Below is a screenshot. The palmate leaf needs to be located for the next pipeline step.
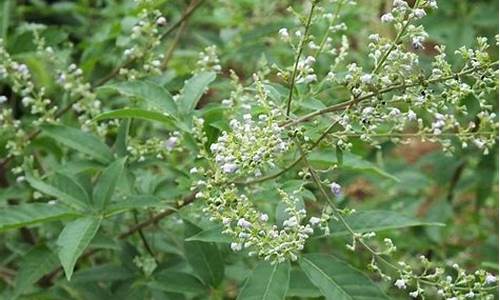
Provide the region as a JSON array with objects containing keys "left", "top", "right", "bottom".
[
  {"left": 299, "top": 254, "right": 388, "bottom": 300},
  {"left": 0, "top": 203, "right": 77, "bottom": 232},
  {"left": 183, "top": 220, "right": 224, "bottom": 287},
  {"left": 178, "top": 71, "right": 216, "bottom": 114},
  {"left": 237, "top": 261, "right": 291, "bottom": 300},
  {"left": 41, "top": 124, "right": 114, "bottom": 164},
  {"left": 101, "top": 80, "right": 177, "bottom": 115},
  {"left": 57, "top": 216, "right": 101, "bottom": 280}
]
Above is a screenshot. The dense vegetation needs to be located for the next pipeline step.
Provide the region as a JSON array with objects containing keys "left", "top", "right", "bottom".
[{"left": 0, "top": 0, "right": 498, "bottom": 299}]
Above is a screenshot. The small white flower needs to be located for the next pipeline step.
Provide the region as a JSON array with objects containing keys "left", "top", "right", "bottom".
[
  {"left": 368, "top": 34, "right": 380, "bottom": 42},
  {"left": 381, "top": 13, "right": 395, "bottom": 23},
  {"left": 278, "top": 28, "right": 289, "bottom": 41},
  {"left": 360, "top": 73, "right": 373, "bottom": 84},
  {"left": 409, "top": 290, "right": 419, "bottom": 298},
  {"left": 237, "top": 218, "right": 252, "bottom": 229},
  {"left": 407, "top": 109, "right": 417, "bottom": 121},
  {"left": 304, "top": 56, "right": 316, "bottom": 66},
  {"left": 362, "top": 107, "right": 374, "bottom": 116},
  {"left": 164, "top": 136, "right": 178, "bottom": 151},
  {"left": 309, "top": 217, "right": 321, "bottom": 226},
  {"left": 283, "top": 216, "right": 298, "bottom": 228},
  {"left": 485, "top": 274, "right": 497, "bottom": 284},
  {"left": 0, "top": 95, "right": 7, "bottom": 104},
  {"left": 189, "top": 167, "right": 198, "bottom": 174},
  {"left": 230, "top": 242, "right": 242, "bottom": 251},
  {"left": 394, "top": 279, "right": 407, "bottom": 290},
  {"left": 389, "top": 108, "right": 401, "bottom": 117},
  {"left": 222, "top": 162, "right": 238, "bottom": 174},
  {"left": 156, "top": 16, "right": 167, "bottom": 26},
  {"left": 413, "top": 8, "right": 426, "bottom": 19},
  {"left": 393, "top": 0, "right": 407, "bottom": 7},
  {"left": 259, "top": 214, "right": 269, "bottom": 222},
  {"left": 304, "top": 74, "right": 317, "bottom": 83}
]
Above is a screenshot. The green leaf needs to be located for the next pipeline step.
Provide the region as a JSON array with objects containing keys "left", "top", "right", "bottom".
[
  {"left": 178, "top": 72, "right": 216, "bottom": 114},
  {"left": 237, "top": 261, "right": 290, "bottom": 300},
  {"left": 41, "top": 124, "right": 114, "bottom": 164},
  {"left": 95, "top": 108, "right": 187, "bottom": 132},
  {"left": 0, "top": 0, "right": 13, "bottom": 41},
  {"left": 287, "top": 269, "right": 322, "bottom": 298},
  {"left": 149, "top": 270, "right": 208, "bottom": 294},
  {"left": 57, "top": 216, "right": 101, "bottom": 280},
  {"left": 342, "top": 154, "right": 399, "bottom": 182},
  {"left": 52, "top": 172, "right": 90, "bottom": 206},
  {"left": 336, "top": 147, "right": 343, "bottom": 166},
  {"left": 0, "top": 203, "right": 76, "bottom": 232},
  {"left": 101, "top": 80, "right": 177, "bottom": 115},
  {"left": 183, "top": 220, "right": 224, "bottom": 287},
  {"left": 104, "top": 195, "right": 168, "bottom": 216},
  {"left": 25, "top": 174, "right": 87, "bottom": 211},
  {"left": 324, "top": 210, "right": 444, "bottom": 237},
  {"left": 72, "top": 264, "right": 134, "bottom": 283},
  {"left": 185, "top": 225, "right": 231, "bottom": 243},
  {"left": 93, "top": 157, "right": 127, "bottom": 210},
  {"left": 14, "top": 245, "right": 59, "bottom": 297},
  {"left": 115, "top": 119, "right": 131, "bottom": 157},
  {"left": 299, "top": 254, "right": 388, "bottom": 300}
]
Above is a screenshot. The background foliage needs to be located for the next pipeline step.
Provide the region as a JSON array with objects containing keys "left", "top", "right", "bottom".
[{"left": 0, "top": 0, "right": 498, "bottom": 299}]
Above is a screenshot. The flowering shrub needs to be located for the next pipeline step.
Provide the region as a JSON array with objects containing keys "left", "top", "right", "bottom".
[{"left": 0, "top": 0, "right": 498, "bottom": 299}]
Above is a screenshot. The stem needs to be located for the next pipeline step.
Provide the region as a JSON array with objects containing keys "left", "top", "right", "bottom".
[
  {"left": 281, "top": 61, "right": 499, "bottom": 128},
  {"left": 313, "top": 0, "right": 345, "bottom": 58},
  {"left": 299, "top": 141, "right": 497, "bottom": 293},
  {"left": 372, "top": 0, "right": 421, "bottom": 75},
  {"left": 286, "top": 1, "right": 318, "bottom": 116},
  {"left": 240, "top": 119, "right": 341, "bottom": 186},
  {"left": 134, "top": 211, "right": 158, "bottom": 263}
]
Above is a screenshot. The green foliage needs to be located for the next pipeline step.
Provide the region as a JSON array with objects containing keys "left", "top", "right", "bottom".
[
  {"left": 299, "top": 254, "right": 388, "bottom": 300},
  {"left": 0, "top": 0, "right": 498, "bottom": 299}
]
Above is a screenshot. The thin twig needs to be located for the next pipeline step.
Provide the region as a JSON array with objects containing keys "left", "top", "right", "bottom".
[{"left": 286, "top": 1, "right": 318, "bottom": 116}]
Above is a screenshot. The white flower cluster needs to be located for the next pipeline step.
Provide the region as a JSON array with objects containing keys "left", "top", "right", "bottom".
[
  {"left": 0, "top": 39, "right": 57, "bottom": 160},
  {"left": 209, "top": 109, "right": 289, "bottom": 177},
  {"left": 126, "top": 133, "right": 181, "bottom": 162},
  {"left": 56, "top": 63, "right": 108, "bottom": 135},
  {"left": 317, "top": 1, "right": 499, "bottom": 154},
  {"left": 120, "top": 8, "right": 166, "bottom": 80},
  {"left": 391, "top": 257, "right": 497, "bottom": 299},
  {"left": 198, "top": 183, "right": 320, "bottom": 264},
  {"left": 195, "top": 45, "right": 222, "bottom": 73}
]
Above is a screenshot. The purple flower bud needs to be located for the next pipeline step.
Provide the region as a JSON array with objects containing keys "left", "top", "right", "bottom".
[
  {"left": 330, "top": 182, "right": 342, "bottom": 197},
  {"left": 237, "top": 218, "right": 252, "bottom": 229},
  {"left": 164, "top": 136, "right": 178, "bottom": 151}
]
